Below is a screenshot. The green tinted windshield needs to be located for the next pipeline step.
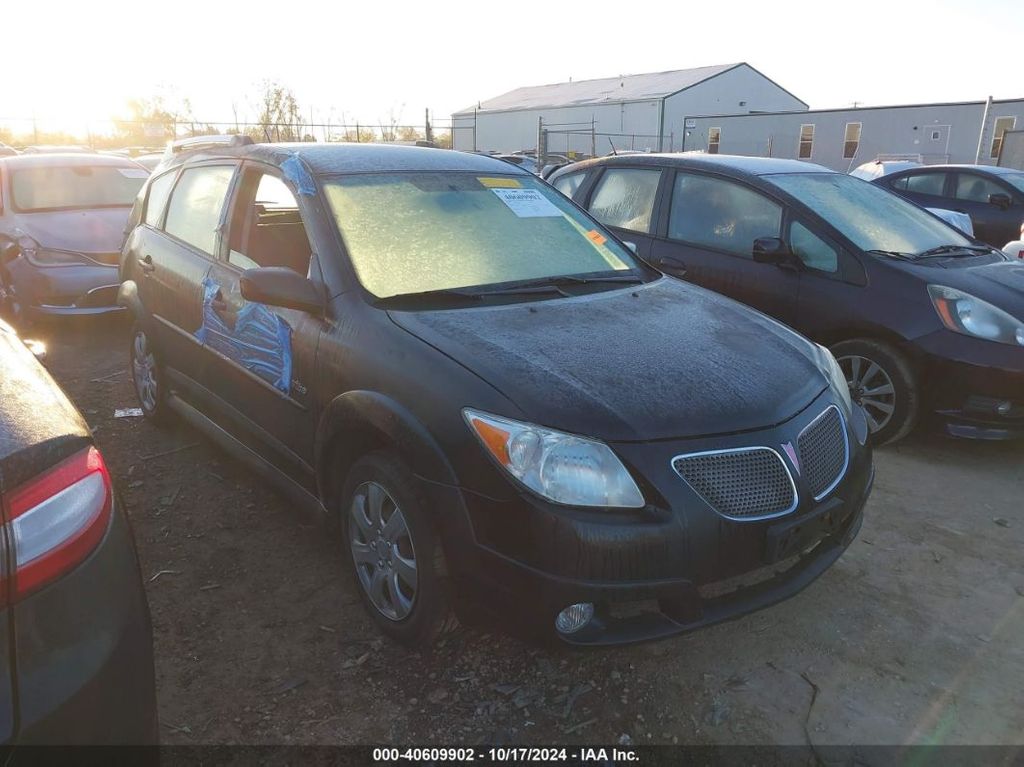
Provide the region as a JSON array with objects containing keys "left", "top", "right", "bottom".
[
  {"left": 769, "top": 172, "right": 973, "bottom": 255},
  {"left": 324, "top": 173, "right": 637, "bottom": 298}
]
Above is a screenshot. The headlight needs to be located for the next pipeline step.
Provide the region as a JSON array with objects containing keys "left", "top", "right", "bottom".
[
  {"left": 463, "top": 409, "right": 645, "bottom": 508},
  {"left": 816, "top": 344, "right": 853, "bottom": 412},
  {"left": 928, "top": 285, "right": 1024, "bottom": 347}
]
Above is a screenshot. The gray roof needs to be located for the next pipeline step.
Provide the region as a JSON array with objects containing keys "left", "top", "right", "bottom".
[{"left": 455, "top": 63, "right": 745, "bottom": 114}]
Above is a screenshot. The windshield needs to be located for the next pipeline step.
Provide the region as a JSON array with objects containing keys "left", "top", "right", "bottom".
[
  {"left": 1001, "top": 173, "right": 1024, "bottom": 195},
  {"left": 768, "top": 172, "right": 974, "bottom": 255},
  {"left": 11, "top": 164, "right": 148, "bottom": 212},
  {"left": 324, "top": 172, "right": 639, "bottom": 299}
]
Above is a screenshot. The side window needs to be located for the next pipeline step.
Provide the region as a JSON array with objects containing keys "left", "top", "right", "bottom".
[
  {"left": 798, "top": 124, "right": 815, "bottom": 159},
  {"left": 990, "top": 117, "right": 1016, "bottom": 158},
  {"left": 843, "top": 123, "right": 862, "bottom": 160},
  {"left": 789, "top": 220, "right": 839, "bottom": 273},
  {"left": 552, "top": 171, "right": 586, "bottom": 198},
  {"left": 587, "top": 168, "right": 661, "bottom": 233},
  {"left": 896, "top": 172, "right": 948, "bottom": 196},
  {"left": 226, "top": 170, "right": 312, "bottom": 274},
  {"left": 954, "top": 174, "right": 1006, "bottom": 203},
  {"left": 163, "top": 166, "right": 235, "bottom": 256},
  {"left": 143, "top": 170, "right": 176, "bottom": 227},
  {"left": 708, "top": 127, "right": 721, "bottom": 154},
  {"left": 668, "top": 173, "right": 782, "bottom": 257}
]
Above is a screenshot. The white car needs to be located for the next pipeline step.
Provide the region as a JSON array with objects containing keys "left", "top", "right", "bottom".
[{"left": 1003, "top": 224, "right": 1024, "bottom": 259}]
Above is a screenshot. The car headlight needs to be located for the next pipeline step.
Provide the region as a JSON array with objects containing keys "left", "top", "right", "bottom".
[
  {"left": 463, "top": 409, "right": 645, "bottom": 508},
  {"left": 928, "top": 285, "right": 1024, "bottom": 347},
  {"left": 816, "top": 344, "right": 853, "bottom": 412}
]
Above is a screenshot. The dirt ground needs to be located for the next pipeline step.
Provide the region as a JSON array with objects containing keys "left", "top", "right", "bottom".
[{"left": 29, "top": 316, "right": 1024, "bottom": 747}]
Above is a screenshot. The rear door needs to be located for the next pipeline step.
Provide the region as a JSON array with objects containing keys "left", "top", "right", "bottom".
[
  {"left": 648, "top": 169, "right": 798, "bottom": 326},
  {"left": 131, "top": 162, "right": 238, "bottom": 390},
  {"left": 582, "top": 166, "right": 665, "bottom": 259},
  {"left": 949, "top": 171, "right": 1022, "bottom": 246},
  {"left": 199, "top": 163, "right": 322, "bottom": 490},
  {"left": 884, "top": 169, "right": 952, "bottom": 211}
]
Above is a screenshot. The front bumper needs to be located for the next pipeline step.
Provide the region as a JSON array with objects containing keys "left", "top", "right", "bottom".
[
  {"left": 11, "top": 496, "right": 157, "bottom": 744},
  {"left": 914, "top": 329, "right": 1024, "bottom": 439},
  {"left": 436, "top": 392, "right": 873, "bottom": 645},
  {"left": 6, "top": 259, "right": 123, "bottom": 317}
]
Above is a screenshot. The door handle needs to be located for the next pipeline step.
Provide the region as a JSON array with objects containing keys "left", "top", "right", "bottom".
[
  {"left": 656, "top": 255, "right": 687, "bottom": 276},
  {"left": 138, "top": 255, "right": 155, "bottom": 273}
]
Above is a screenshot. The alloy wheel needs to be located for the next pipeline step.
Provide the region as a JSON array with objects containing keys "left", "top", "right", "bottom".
[
  {"left": 132, "top": 330, "right": 159, "bottom": 412},
  {"left": 837, "top": 353, "right": 896, "bottom": 434},
  {"left": 349, "top": 481, "right": 418, "bottom": 621}
]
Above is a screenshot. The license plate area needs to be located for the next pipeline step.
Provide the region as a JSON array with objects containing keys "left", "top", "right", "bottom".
[{"left": 765, "top": 497, "right": 849, "bottom": 564}]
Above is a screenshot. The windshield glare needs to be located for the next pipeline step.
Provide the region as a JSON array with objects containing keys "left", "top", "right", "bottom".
[
  {"left": 324, "top": 172, "right": 638, "bottom": 299},
  {"left": 12, "top": 164, "right": 148, "bottom": 212},
  {"left": 768, "top": 172, "right": 973, "bottom": 255}
]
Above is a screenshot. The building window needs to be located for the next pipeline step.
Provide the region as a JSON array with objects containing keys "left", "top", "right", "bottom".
[
  {"left": 991, "top": 117, "right": 1016, "bottom": 158},
  {"left": 798, "top": 124, "right": 814, "bottom": 159},
  {"left": 931, "top": 130, "right": 941, "bottom": 141},
  {"left": 843, "top": 122, "right": 862, "bottom": 159},
  {"left": 708, "top": 127, "right": 721, "bottom": 154}
]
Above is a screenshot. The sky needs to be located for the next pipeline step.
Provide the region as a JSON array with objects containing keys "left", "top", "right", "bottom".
[{"left": 5, "top": 0, "right": 1022, "bottom": 137}]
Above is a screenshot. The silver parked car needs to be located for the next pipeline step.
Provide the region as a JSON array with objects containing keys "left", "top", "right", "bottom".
[{"left": 0, "top": 154, "right": 148, "bottom": 324}]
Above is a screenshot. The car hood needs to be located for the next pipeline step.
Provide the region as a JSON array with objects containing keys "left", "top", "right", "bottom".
[
  {"left": 9, "top": 207, "right": 132, "bottom": 254},
  {"left": 901, "top": 255, "right": 1024, "bottom": 316},
  {"left": 389, "top": 277, "right": 828, "bottom": 442}
]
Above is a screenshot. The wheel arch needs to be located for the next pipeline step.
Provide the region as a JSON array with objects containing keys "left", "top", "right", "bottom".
[{"left": 314, "top": 391, "right": 459, "bottom": 515}]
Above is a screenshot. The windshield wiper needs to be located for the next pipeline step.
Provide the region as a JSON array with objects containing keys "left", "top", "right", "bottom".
[
  {"left": 866, "top": 249, "right": 918, "bottom": 261},
  {"left": 916, "top": 244, "right": 994, "bottom": 258}
]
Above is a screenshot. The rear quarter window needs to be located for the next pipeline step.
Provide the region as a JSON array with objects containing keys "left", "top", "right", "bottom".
[{"left": 144, "top": 170, "right": 176, "bottom": 227}]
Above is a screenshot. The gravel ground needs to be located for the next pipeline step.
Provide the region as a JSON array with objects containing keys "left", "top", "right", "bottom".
[{"left": 29, "top": 316, "right": 1024, "bottom": 746}]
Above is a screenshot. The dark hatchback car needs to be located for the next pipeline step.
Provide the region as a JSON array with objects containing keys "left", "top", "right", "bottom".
[
  {"left": 0, "top": 319, "right": 156, "bottom": 743},
  {"left": 549, "top": 154, "right": 1024, "bottom": 443},
  {"left": 119, "top": 140, "right": 871, "bottom": 646},
  {"left": 873, "top": 164, "right": 1024, "bottom": 248}
]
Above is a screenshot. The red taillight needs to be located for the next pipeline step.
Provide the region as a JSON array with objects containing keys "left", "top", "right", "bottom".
[{"left": 1, "top": 446, "right": 112, "bottom": 603}]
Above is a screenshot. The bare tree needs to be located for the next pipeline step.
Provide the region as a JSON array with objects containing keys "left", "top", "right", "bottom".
[{"left": 253, "top": 81, "right": 305, "bottom": 142}]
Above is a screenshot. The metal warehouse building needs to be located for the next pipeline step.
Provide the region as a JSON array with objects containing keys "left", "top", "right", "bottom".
[
  {"left": 451, "top": 63, "right": 807, "bottom": 156},
  {"left": 684, "top": 98, "right": 1024, "bottom": 171}
]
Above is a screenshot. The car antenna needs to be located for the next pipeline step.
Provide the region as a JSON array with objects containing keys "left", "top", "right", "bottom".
[{"left": 608, "top": 138, "right": 618, "bottom": 156}]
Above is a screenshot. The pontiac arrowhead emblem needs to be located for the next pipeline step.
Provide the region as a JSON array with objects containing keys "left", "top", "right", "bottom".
[{"left": 782, "top": 441, "right": 800, "bottom": 474}]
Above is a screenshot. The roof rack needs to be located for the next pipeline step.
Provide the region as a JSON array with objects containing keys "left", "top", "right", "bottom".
[{"left": 164, "top": 134, "right": 254, "bottom": 158}]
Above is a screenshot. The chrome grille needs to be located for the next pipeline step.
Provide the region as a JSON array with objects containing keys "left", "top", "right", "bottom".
[
  {"left": 798, "top": 406, "right": 849, "bottom": 500},
  {"left": 672, "top": 448, "right": 796, "bottom": 520}
]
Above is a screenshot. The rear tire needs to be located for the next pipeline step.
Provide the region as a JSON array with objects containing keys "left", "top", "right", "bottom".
[
  {"left": 129, "top": 322, "right": 171, "bottom": 425},
  {"left": 340, "top": 451, "right": 458, "bottom": 647},
  {"left": 832, "top": 338, "right": 918, "bottom": 445}
]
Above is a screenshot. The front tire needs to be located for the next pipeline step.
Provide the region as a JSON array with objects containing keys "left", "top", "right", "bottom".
[
  {"left": 341, "top": 451, "right": 457, "bottom": 647},
  {"left": 130, "top": 323, "right": 170, "bottom": 424},
  {"left": 833, "top": 338, "right": 918, "bottom": 445}
]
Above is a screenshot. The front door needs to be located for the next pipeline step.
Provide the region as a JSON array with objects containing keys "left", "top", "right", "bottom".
[
  {"left": 949, "top": 171, "right": 1022, "bottom": 246},
  {"left": 199, "top": 164, "right": 322, "bottom": 490},
  {"left": 649, "top": 170, "right": 799, "bottom": 327},
  {"left": 135, "top": 162, "right": 237, "bottom": 389}
]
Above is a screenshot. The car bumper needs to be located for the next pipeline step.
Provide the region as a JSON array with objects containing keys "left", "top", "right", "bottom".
[
  {"left": 434, "top": 393, "right": 873, "bottom": 645},
  {"left": 6, "top": 259, "right": 123, "bottom": 317},
  {"left": 11, "top": 496, "right": 157, "bottom": 745},
  {"left": 914, "top": 329, "right": 1024, "bottom": 439}
]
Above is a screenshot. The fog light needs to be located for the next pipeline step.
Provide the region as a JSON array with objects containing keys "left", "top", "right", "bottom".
[{"left": 555, "top": 602, "right": 594, "bottom": 634}]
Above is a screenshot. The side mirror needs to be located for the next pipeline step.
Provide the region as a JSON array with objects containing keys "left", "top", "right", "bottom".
[
  {"left": 240, "top": 267, "right": 324, "bottom": 315},
  {"left": 0, "top": 240, "right": 20, "bottom": 265},
  {"left": 988, "top": 192, "right": 1012, "bottom": 210},
  {"left": 752, "top": 237, "right": 794, "bottom": 265},
  {"left": 622, "top": 241, "right": 638, "bottom": 254}
]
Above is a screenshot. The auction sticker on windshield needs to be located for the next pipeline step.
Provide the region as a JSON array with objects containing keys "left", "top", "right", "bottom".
[{"left": 491, "top": 188, "right": 562, "bottom": 218}]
